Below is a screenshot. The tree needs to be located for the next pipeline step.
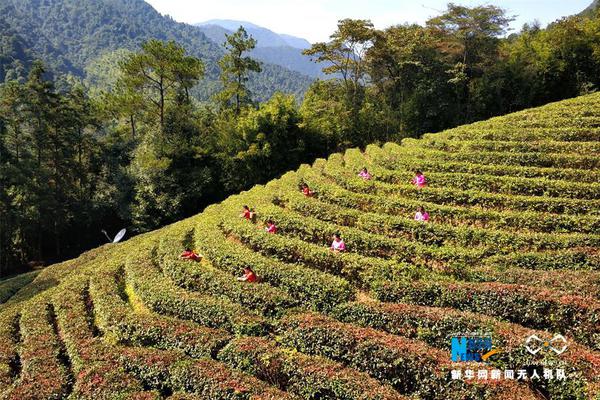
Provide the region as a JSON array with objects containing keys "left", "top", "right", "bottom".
[
  {"left": 304, "top": 19, "right": 374, "bottom": 95},
  {"left": 217, "top": 26, "right": 262, "bottom": 114},
  {"left": 304, "top": 19, "right": 375, "bottom": 142},
  {"left": 367, "top": 24, "right": 441, "bottom": 133},
  {"left": 218, "top": 93, "right": 314, "bottom": 193},
  {"left": 118, "top": 40, "right": 204, "bottom": 130},
  {"left": 299, "top": 80, "right": 351, "bottom": 152},
  {"left": 426, "top": 4, "right": 514, "bottom": 120}
]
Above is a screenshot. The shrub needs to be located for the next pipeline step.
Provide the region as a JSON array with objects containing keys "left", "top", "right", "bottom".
[
  {"left": 0, "top": 271, "right": 40, "bottom": 305},
  {"left": 218, "top": 336, "right": 405, "bottom": 399},
  {"left": 125, "top": 254, "right": 268, "bottom": 336},
  {"left": 277, "top": 312, "right": 540, "bottom": 400},
  {"left": 371, "top": 280, "right": 600, "bottom": 350},
  {"left": 154, "top": 226, "right": 297, "bottom": 317},
  {"left": 370, "top": 143, "right": 600, "bottom": 184},
  {"left": 332, "top": 301, "right": 597, "bottom": 399},
  {"left": 90, "top": 260, "right": 232, "bottom": 358},
  {"left": 195, "top": 210, "right": 354, "bottom": 312},
  {"left": 120, "top": 347, "right": 293, "bottom": 399}
]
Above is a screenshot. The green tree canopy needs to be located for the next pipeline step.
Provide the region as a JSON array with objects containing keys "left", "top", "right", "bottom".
[
  {"left": 118, "top": 40, "right": 205, "bottom": 129},
  {"left": 217, "top": 26, "right": 262, "bottom": 114}
]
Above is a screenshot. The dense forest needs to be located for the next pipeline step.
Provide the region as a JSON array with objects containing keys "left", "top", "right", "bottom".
[
  {"left": 0, "top": 0, "right": 313, "bottom": 100},
  {"left": 1, "top": 1, "right": 600, "bottom": 276}
]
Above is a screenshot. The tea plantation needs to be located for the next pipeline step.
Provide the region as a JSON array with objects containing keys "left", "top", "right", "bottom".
[{"left": 1, "top": 93, "right": 599, "bottom": 399}]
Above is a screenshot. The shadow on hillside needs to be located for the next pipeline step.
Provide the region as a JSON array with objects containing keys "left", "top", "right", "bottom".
[{"left": 0, "top": 276, "right": 59, "bottom": 310}]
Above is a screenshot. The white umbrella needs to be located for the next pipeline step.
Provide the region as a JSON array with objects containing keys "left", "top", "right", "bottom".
[{"left": 101, "top": 228, "right": 127, "bottom": 243}]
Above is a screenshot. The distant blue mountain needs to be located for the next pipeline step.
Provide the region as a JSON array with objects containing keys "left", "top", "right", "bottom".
[
  {"left": 280, "top": 34, "right": 311, "bottom": 50},
  {"left": 195, "top": 19, "right": 323, "bottom": 77}
]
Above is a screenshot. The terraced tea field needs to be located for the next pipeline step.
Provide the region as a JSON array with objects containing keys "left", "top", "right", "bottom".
[{"left": 1, "top": 93, "right": 599, "bottom": 399}]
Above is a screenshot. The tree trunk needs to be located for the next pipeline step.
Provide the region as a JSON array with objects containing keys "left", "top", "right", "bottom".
[
  {"left": 159, "top": 77, "right": 165, "bottom": 128},
  {"left": 130, "top": 115, "right": 136, "bottom": 139}
]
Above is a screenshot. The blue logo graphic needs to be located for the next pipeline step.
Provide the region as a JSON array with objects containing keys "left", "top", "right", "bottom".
[{"left": 451, "top": 335, "right": 493, "bottom": 362}]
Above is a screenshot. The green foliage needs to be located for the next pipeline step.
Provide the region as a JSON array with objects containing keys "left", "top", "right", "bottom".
[
  {"left": 301, "top": 5, "right": 600, "bottom": 143},
  {"left": 0, "top": 0, "right": 312, "bottom": 102},
  {"left": 372, "top": 279, "right": 600, "bottom": 350},
  {"left": 120, "top": 347, "right": 294, "bottom": 399},
  {"left": 0, "top": 271, "right": 39, "bottom": 304},
  {"left": 332, "top": 301, "right": 592, "bottom": 399},
  {"left": 154, "top": 224, "right": 297, "bottom": 317},
  {"left": 216, "top": 27, "right": 262, "bottom": 113},
  {"left": 2, "top": 301, "right": 71, "bottom": 399},
  {"left": 218, "top": 336, "right": 403, "bottom": 399},
  {"left": 195, "top": 206, "right": 354, "bottom": 312},
  {"left": 119, "top": 40, "right": 204, "bottom": 128},
  {"left": 125, "top": 253, "right": 268, "bottom": 336},
  {"left": 4, "top": 1, "right": 600, "bottom": 278},
  {"left": 0, "top": 62, "right": 116, "bottom": 275},
  {"left": 277, "top": 312, "right": 541, "bottom": 399},
  {"left": 0, "top": 92, "right": 599, "bottom": 398}
]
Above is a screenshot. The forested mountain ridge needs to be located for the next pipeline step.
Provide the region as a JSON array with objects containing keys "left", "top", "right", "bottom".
[
  {"left": 0, "top": 0, "right": 313, "bottom": 99},
  {"left": 582, "top": 0, "right": 600, "bottom": 15},
  {"left": 197, "top": 19, "right": 310, "bottom": 49},
  {"left": 196, "top": 20, "right": 325, "bottom": 77}
]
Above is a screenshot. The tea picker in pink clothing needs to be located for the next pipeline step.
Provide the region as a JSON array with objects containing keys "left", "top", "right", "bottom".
[
  {"left": 414, "top": 206, "right": 430, "bottom": 222},
  {"left": 412, "top": 170, "right": 427, "bottom": 188},
  {"left": 330, "top": 232, "right": 346, "bottom": 252},
  {"left": 265, "top": 219, "right": 277, "bottom": 234},
  {"left": 358, "top": 167, "right": 372, "bottom": 180}
]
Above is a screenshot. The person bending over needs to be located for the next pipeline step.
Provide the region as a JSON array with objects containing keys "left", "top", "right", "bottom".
[
  {"left": 180, "top": 248, "right": 202, "bottom": 262},
  {"left": 301, "top": 183, "right": 315, "bottom": 197},
  {"left": 240, "top": 205, "right": 256, "bottom": 221},
  {"left": 237, "top": 267, "right": 258, "bottom": 283},
  {"left": 414, "top": 206, "right": 430, "bottom": 222},
  {"left": 412, "top": 170, "right": 427, "bottom": 188},
  {"left": 358, "top": 167, "right": 372, "bottom": 181},
  {"left": 330, "top": 233, "right": 346, "bottom": 252},
  {"left": 265, "top": 219, "right": 277, "bottom": 234}
]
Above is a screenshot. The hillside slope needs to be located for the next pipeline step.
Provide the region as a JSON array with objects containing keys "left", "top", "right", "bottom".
[
  {"left": 581, "top": 0, "right": 600, "bottom": 15},
  {"left": 0, "top": 0, "right": 313, "bottom": 100},
  {"left": 1, "top": 94, "right": 600, "bottom": 399}
]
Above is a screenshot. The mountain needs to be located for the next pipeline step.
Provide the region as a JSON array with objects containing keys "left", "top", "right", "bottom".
[
  {"left": 196, "top": 20, "right": 324, "bottom": 78},
  {"left": 581, "top": 0, "right": 600, "bottom": 15},
  {"left": 280, "top": 34, "right": 311, "bottom": 49},
  {"left": 198, "top": 19, "right": 290, "bottom": 48},
  {"left": 197, "top": 19, "right": 310, "bottom": 49},
  {"left": 0, "top": 0, "right": 313, "bottom": 100},
  {"left": 0, "top": 22, "right": 36, "bottom": 82},
  {"left": 1, "top": 92, "right": 599, "bottom": 398}
]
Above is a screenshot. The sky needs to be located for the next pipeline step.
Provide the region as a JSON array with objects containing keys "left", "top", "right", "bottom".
[{"left": 145, "top": 0, "right": 592, "bottom": 43}]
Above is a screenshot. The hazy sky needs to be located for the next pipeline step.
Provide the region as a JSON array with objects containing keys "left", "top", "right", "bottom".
[{"left": 145, "top": 0, "right": 592, "bottom": 43}]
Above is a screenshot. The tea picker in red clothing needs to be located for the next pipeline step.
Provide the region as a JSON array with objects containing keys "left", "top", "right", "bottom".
[
  {"left": 237, "top": 267, "right": 258, "bottom": 283},
  {"left": 240, "top": 205, "right": 257, "bottom": 222},
  {"left": 180, "top": 248, "right": 203, "bottom": 262},
  {"left": 301, "top": 183, "right": 315, "bottom": 197}
]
